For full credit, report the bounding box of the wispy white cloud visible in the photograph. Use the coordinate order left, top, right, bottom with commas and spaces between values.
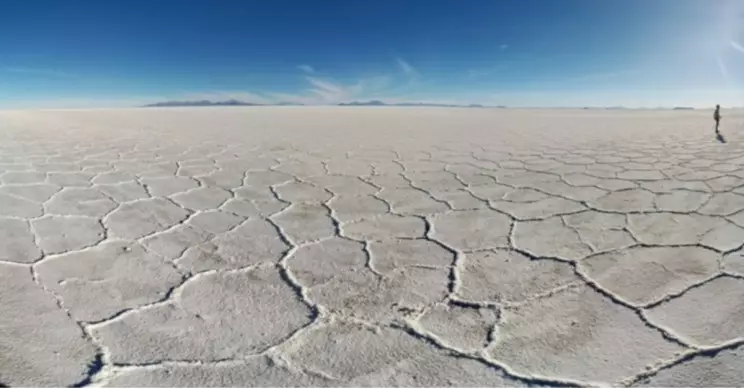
499, 44, 508, 50
717, 56, 729, 80
302, 75, 391, 103
306, 77, 343, 93
732, 40, 744, 54
2, 67, 72, 78
297, 64, 315, 73
1, 58, 411, 108
396, 58, 417, 76
306, 76, 347, 100
160, 73, 394, 107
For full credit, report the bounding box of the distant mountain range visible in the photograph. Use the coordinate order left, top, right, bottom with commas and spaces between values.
142, 99, 505, 108
142, 99, 302, 107
143, 99, 702, 110
337, 100, 501, 108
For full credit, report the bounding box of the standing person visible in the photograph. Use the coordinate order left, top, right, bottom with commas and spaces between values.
714, 104, 721, 133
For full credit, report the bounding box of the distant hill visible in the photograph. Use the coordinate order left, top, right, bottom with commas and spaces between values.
141, 100, 713, 110
338, 100, 386, 106
143, 99, 307, 107
144, 99, 499, 108
143, 99, 263, 107
338, 100, 490, 108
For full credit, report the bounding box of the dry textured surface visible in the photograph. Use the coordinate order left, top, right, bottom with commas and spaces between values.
1, 106, 744, 387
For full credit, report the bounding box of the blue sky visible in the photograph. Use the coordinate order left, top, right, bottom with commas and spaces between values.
1, 0, 744, 108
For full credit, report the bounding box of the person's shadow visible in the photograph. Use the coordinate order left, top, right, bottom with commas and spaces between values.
716, 129, 726, 143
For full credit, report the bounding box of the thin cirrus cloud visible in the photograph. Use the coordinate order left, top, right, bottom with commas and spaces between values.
732, 40, 744, 54
717, 55, 729, 80
396, 58, 417, 76
182, 74, 393, 106
297, 64, 315, 73
169, 76, 372, 106
306, 76, 346, 101
6, 58, 411, 108
179, 59, 403, 105
306, 77, 344, 94
304, 75, 391, 103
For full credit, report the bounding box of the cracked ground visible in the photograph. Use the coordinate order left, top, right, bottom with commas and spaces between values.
1, 107, 744, 387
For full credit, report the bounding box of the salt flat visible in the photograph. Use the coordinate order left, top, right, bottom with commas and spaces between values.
1, 107, 744, 387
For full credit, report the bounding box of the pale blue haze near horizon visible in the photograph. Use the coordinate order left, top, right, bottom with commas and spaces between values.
1, 0, 744, 108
